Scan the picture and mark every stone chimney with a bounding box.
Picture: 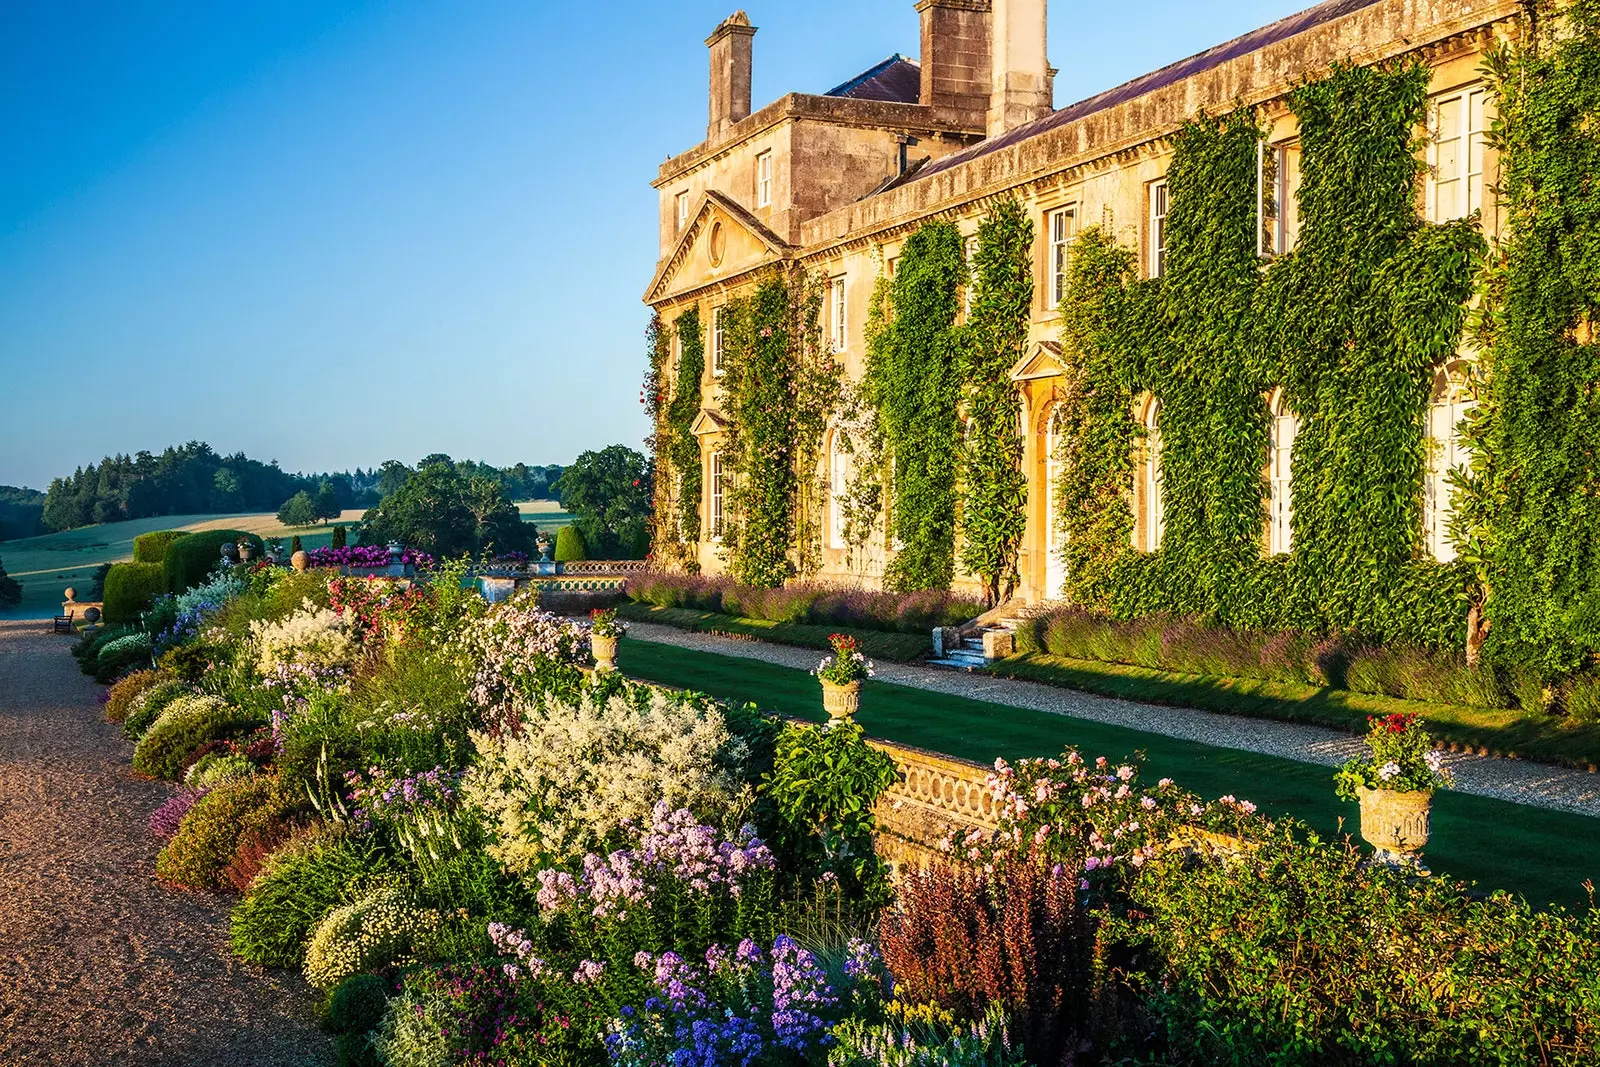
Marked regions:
[916,0,991,129]
[988,0,1052,136]
[707,11,756,140]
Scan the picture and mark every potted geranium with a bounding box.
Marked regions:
[1334,712,1452,867]
[589,607,627,672]
[815,632,873,724]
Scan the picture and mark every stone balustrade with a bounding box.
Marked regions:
[865,738,999,871]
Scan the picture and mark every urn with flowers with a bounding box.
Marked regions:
[588,607,627,672]
[814,633,873,724]
[1334,712,1451,867]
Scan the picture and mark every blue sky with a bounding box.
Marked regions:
[0,0,1318,489]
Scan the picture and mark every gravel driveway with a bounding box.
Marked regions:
[0,619,328,1066]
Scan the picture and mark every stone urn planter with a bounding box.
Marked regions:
[1356,786,1432,867]
[592,633,619,673]
[821,679,862,724]
[290,549,309,573]
[238,542,255,563]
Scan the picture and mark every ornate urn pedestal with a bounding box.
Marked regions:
[821,679,862,725]
[1356,786,1432,868]
[591,634,619,672]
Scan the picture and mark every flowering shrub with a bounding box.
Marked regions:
[328,575,429,643]
[305,545,435,569]
[454,589,592,713]
[878,859,1089,1067]
[344,763,461,833]
[590,607,629,639]
[522,803,777,966]
[957,750,1263,883]
[815,633,874,686]
[249,598,359,675]
[184,752,256,790]
[143,563,249,654]
[828,1003,1027,1067]
[147,788,207,839]
[464,688,739,873]
[121,679,186,739]
[372,961,584,1067]
[94,632,152,683]
[229,826,393,968]
[605,935,880,1067]
[155,776,283,889]
[132,695,261,781]
[1334,713,1452,799]
[303,878,438,990]
[260,660,352,743]
[104,669,168,724]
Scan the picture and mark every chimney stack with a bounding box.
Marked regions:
[988,0,1052,136]
[917,0,991,129]
[707,11,756,140]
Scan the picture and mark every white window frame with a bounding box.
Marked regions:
[1046,206,1077,309]
[675,191,690,233]
[1137,397,1164,552]
[827,430,850,549]
[709,451,725,541]
[1257,141,1301,258]
[1424,364,1474,562]
[830,275,847,354]
[670,329,682,377]
[1267,391,1298,556]
[756,151,773,208]
[963,234,979,317]
[1148,180,1169,279]
[1427,85,1492,223]
[711,306,726,377]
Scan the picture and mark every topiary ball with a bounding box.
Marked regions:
[324,972,389,1035]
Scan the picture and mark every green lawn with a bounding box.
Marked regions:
[0,511,362,619]
[517,501,574,529]
[995,652,1600,770]
[618,638,1600,909]
[617,603,931,662]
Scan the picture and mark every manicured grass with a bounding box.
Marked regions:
[995,651,1600,770]
[617,602,930,662]
[0,511,364,619]
[618,638,1600,909]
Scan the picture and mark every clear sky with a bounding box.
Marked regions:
[0,0,1320,490]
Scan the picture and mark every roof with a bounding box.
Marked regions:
[825,53,922,104]
[910,0,1386,185]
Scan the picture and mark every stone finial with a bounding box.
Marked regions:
[291,550,309,573]
[63,587,77,603]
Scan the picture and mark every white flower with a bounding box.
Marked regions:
[1378,761,1401,781]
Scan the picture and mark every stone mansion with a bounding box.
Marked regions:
[643,0,1512,605]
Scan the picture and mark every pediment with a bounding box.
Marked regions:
[644,191,792,304]
[1009,341,1066,382]
[690,409,730,437]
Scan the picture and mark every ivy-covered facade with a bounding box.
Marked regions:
[643,0,1599,675]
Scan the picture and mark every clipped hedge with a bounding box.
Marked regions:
[133,529,186,563]
[103,562,167,625]
[163,529,263,593]
[553,524,588,562]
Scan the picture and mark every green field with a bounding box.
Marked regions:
[0,510,362,619]
[618,638,1600,909]
[517,500,574,529]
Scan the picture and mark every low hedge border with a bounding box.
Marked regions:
[990,651,1600,772]
[615,602,931,663]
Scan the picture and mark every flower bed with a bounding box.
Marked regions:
[90,560,1598,1066]
[625,571,985,634]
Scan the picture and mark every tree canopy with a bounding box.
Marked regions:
[555,445,653,559]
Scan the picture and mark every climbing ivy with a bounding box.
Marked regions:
[958,200,1033,605]
[1055,62,1482,649]
[1463,1,1600,679]
[642,314,677,554]
[666,308,704,546]
[718,269,840,587]
[864,221,966,592]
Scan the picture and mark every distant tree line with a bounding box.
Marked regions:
[0,486,46,541]
[27,442,564,537]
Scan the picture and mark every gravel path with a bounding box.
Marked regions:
[627,621,1600,820]
[0,619,329,1067]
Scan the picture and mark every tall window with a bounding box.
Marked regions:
[709,451,725,541]
[831,275,847,353]
[1429,86,1493,222]
[1424,364,1474,562]
[1267,391,1298,555]
[1047,206,1077,308]
[1136,397,1165,551]
[1044,405,1067,599]
[1148,180,1169,278]
[676,191,690,232]
[670,330,682,376]
[711,306,726,376]
[827,430,850,549]
[1258,141,1302,258]
[963,234,979,317]
[756,151,773,208]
